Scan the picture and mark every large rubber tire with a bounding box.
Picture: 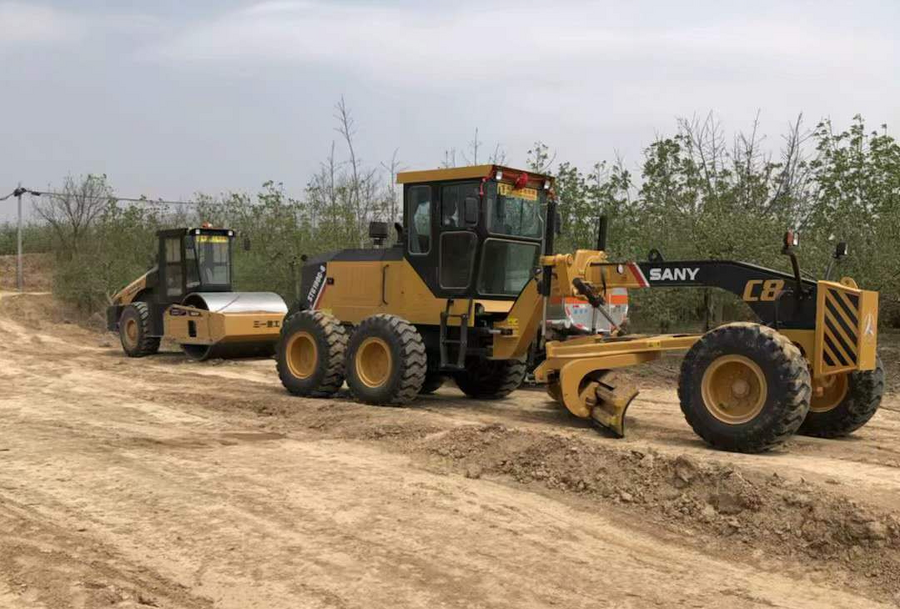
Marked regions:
[798,358,884,438]
[454,357,526,400]
[118,302,160,357]
[277,311,347,397]
[678,323,811,453]
[345,315,427,405]
[419,373,446,395]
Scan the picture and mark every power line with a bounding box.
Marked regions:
[24,188,207,206]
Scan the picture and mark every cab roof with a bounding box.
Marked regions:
[396,164,554,186]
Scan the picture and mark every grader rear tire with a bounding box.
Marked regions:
[345,315,427,405]
[277,311,347,397]
[118,302,160,357]
[454,358,526,400]
[419,373,447,395]
[678,323,811,453]
[798,358,884,438]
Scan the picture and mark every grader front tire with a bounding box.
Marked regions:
[798,358,884,438]
[678,323,811,453]
[277,311,348,397]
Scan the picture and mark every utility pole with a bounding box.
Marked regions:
[14,183,25,292]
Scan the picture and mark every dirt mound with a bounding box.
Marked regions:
[878,330,900,395]
[0,292,64,327]
[0,293,103,346]
[421,423,900,595]
[0,253,52,291]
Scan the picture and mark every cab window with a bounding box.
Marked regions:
[478,239,540,296]
[441,182,479,228]
[194,235,231,286]
[164,237,183,298]
[407,185,432,254]
[487,183,542,238]
[440,232,477,289]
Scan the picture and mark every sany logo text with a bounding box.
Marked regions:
[648,267,700,282]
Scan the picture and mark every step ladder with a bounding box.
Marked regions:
[439,297,474,370]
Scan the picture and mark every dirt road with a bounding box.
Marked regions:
[1,293,899,608]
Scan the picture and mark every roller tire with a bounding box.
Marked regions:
[678,322,811,453]
[277,311,347,397]
[420,373,447,395]
[798,358,884,438]
[454,358,526,400]
[345,315,427,405]
[118,302,160,357]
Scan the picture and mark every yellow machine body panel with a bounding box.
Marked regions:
[111,271,150,306]
[814,280,878,377]
[314,259,513,327]
[164,305,283,346]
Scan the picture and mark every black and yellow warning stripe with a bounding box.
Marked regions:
[822,286,860,370]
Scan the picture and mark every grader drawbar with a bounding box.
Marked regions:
[276,165,882,453]
[107,226,287,360]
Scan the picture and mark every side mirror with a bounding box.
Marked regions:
[369,221,390,246]
[834,241,848,259]
[464,196,478,225]
[243,237,252,252]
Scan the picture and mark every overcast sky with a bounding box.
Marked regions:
[1,0,898,213]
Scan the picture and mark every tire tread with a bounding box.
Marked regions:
[678,322,810,453]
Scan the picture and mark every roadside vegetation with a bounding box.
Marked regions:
[2,103,898,331]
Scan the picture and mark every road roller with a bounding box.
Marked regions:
[276,164,883,453]
[107,226,287,360]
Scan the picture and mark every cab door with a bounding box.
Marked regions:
[404,180,480,298]
[158,235,186,304]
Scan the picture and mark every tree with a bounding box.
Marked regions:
[33,174,113,255]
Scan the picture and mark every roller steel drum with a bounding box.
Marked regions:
[180,292,288,361]
[183,292,288,315]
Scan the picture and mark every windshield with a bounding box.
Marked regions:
[487,183,543,239]
[186,234,231,289]
[478,239,540,296]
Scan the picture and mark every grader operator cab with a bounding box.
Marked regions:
[107,226,288,360]
[277,165,883,453]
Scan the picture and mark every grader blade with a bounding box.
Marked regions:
[583,371,639,437]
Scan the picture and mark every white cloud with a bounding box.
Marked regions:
[0,2,86,45]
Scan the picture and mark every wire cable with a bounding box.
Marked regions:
[24,188,205,206]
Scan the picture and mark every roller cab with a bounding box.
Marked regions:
[107,226,287,360]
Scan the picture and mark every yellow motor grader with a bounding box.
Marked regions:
[107,226,287,360]
[276,165,882,453]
